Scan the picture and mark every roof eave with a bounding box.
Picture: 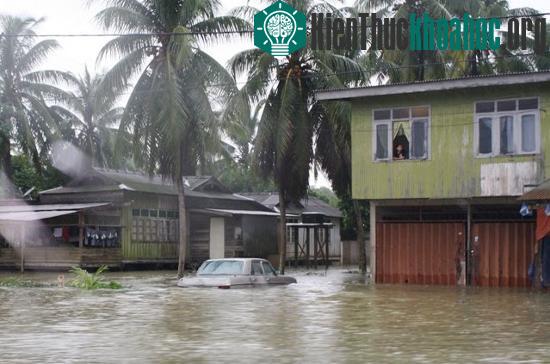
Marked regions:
[315,72,550,101]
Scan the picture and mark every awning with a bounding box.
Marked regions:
[0,210,78,222]
[206,209,289,217]
[0,202,110,213]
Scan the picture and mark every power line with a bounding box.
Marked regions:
[0,12,549,38]
[91,52,548,96]
[0,30,253,38]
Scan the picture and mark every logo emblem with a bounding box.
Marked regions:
[254,1,307,57]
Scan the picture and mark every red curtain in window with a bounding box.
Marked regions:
[536,208,550,241]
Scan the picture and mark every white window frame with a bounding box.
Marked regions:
[473,97,540,158]
[372,106,431,162]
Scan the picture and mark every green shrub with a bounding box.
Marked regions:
[0,277,45,288]
[68,265,122,290]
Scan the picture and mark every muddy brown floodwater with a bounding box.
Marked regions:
[0,269,549,363]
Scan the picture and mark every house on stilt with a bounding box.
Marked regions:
[315,71,550,287]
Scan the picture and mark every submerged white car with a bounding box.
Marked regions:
[177,258,297,288]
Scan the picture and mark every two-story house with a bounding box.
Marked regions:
[315,72,550,288]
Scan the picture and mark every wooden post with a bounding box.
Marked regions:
[369,203,377,280]
[292,227,300,268]
[313,227,318,270]
[305,227,310,269]
[20,224,25,273]
[466,203,473,286]
[78,211,84,248]
[325,226,329,271]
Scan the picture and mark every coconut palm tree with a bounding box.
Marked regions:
[93,0,251,277]
[228,0,367,273]
[356,0,547,81]
[314,100,370,273]
[0,16,71,181]
[50,67,124,168]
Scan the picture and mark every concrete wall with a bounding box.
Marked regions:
[351,84,550,200]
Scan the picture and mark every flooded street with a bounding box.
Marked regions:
[1,269,550,363]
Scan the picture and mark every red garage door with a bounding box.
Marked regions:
[472,222,535,287]
[376,222,465,285]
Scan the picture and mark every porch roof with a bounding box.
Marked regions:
[0,202,110,213]
[519,180,550,201]
[206,208,293,217]
[0,210,77,222]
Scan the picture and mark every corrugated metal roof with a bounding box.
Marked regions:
[518,180,550,201]
[315,71,550,101]
[240,193,343,218]
[0,202,109,213]
[206,209,291,217]
[0,210,77,222]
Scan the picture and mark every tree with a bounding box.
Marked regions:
[11,154,66,199]
[50,67,125,168]
[228,0,366,273]
[0,16,71,181]
[93,0,250,277]
[315,100,369,273]
[356,0,547,82]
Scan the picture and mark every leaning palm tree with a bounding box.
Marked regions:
[314,100,369,273]
[93,0,251,277]
[228,0,367,273]
[0,16,71,180]
[50,67,124,167]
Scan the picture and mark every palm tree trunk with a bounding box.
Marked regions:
[0,136,13,181]
[353,199,367,274]
[177,178,188,278]
[278,188,287,275]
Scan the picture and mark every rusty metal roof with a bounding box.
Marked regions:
[518,180,550,201]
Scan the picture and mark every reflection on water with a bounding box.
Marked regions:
[1,270,549,363]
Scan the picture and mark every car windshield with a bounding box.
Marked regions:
[197,260,244,275]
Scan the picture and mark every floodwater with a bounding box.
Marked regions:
[1,270,549,363]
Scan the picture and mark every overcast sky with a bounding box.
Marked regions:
[1,0,548,188]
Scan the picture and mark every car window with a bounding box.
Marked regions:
[197,260,244,275]
[261,261,276,276]
[251,261,263,276]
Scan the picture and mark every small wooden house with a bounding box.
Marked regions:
[0,168,278,270]
[241,193,343,261]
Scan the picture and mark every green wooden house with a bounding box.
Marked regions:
[316,71,550,287]
[0,168,279,270]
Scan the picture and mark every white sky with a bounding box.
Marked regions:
[1,0,549,189]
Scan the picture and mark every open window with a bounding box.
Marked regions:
[373,106,430,161]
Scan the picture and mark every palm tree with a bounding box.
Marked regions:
[228,0,367,273]
[314,101,369,273]
[356,0,547,82]
[0,16,71,181]
[50,67,124,167]
[93,0,251,277]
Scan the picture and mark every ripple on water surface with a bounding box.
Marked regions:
[0,269,549,363]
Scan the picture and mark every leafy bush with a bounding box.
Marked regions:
[68,265,122,290]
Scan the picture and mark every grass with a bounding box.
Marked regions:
[0,277,47,288]
[68,265,122,290]
[68,265,122,289]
